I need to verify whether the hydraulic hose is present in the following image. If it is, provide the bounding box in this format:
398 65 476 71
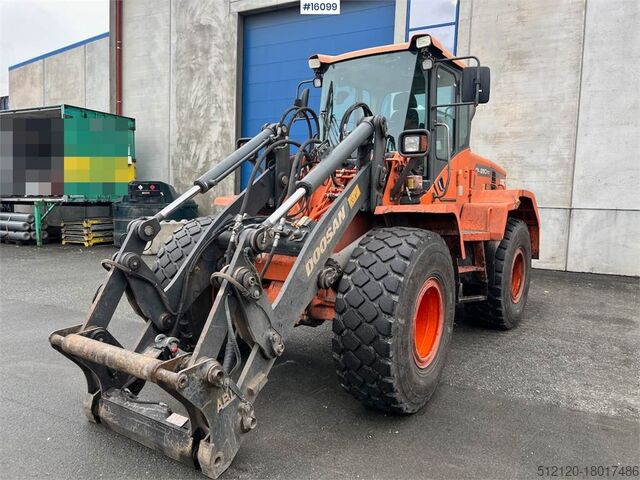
226 138 303 266
285 107 320 139
278 106 300 126
288 109 313 139
238 139 303 218
263 118 376 228
287 138 323 198
295 119 374 194
338 102 373 141
222 298 241 374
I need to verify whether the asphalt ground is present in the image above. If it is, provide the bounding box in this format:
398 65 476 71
0 243 638 479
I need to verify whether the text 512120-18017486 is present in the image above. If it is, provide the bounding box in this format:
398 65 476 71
537 465 639 477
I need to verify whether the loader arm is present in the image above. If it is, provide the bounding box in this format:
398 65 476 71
49 114 387 479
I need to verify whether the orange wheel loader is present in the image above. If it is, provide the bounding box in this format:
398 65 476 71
50 34 540 478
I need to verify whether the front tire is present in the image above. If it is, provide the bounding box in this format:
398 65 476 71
332 227 455 414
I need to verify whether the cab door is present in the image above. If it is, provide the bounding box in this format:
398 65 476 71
429 64 459 183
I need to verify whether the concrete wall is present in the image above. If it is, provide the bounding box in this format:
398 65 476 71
121 0 171 183
8 36 110 111
121 0 237 213
44 47 85 106
456 0 584 270
8 61 45 109
457 0 639 276
171 0 237 210
567 0 640 276
85 37 111 112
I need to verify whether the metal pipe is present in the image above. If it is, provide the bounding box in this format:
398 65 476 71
155 185 202 221
33 201 43 247
0 230 30 241
0 213 34 222
50 333 184 390
263 188 306 228
0 220 30 231
30 222 48 231
115 0 123 115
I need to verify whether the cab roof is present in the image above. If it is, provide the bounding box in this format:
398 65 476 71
309 34 466 69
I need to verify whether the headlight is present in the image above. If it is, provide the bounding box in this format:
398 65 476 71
399 129 431 157
403 135 421 153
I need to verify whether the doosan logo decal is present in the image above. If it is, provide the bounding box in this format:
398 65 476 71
305 205 347 277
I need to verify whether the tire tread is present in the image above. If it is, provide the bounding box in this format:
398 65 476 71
465 217 528 329
332 227 445 413
151 216 214 349
152 217 212 288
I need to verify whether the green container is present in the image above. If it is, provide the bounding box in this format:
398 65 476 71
0 104 136 201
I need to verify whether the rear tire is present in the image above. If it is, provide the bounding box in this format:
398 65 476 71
332 227 455 414
464 217 532 330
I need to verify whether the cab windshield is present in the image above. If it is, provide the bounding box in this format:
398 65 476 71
318 51 426 149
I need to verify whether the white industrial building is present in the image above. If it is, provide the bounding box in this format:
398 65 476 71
7 0 640 276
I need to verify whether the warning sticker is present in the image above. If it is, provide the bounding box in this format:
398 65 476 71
166 412 189 427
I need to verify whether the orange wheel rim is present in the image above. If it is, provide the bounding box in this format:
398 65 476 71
413 277 444 369
511 247 526 303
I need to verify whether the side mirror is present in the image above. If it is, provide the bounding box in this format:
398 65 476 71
462 66 490 104
399 129 431 157
294 88 310 108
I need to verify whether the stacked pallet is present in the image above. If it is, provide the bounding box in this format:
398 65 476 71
62 218 113 247
0 212 49 244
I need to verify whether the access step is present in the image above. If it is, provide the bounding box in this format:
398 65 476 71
458 294 487 303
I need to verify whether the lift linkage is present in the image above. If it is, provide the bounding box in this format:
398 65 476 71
49 115 387 478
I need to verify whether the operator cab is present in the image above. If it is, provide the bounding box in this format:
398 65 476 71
308 34 490 187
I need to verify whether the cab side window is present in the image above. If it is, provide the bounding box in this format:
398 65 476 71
435 68 456 159
408 63 427 130
458 103 470 148
413 93 426 128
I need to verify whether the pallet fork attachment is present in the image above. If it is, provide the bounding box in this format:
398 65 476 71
50 116 387 478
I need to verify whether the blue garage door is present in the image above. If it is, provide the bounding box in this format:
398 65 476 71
240 1 395 187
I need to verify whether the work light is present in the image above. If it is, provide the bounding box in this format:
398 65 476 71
416 35 432 49
308 58 321 69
